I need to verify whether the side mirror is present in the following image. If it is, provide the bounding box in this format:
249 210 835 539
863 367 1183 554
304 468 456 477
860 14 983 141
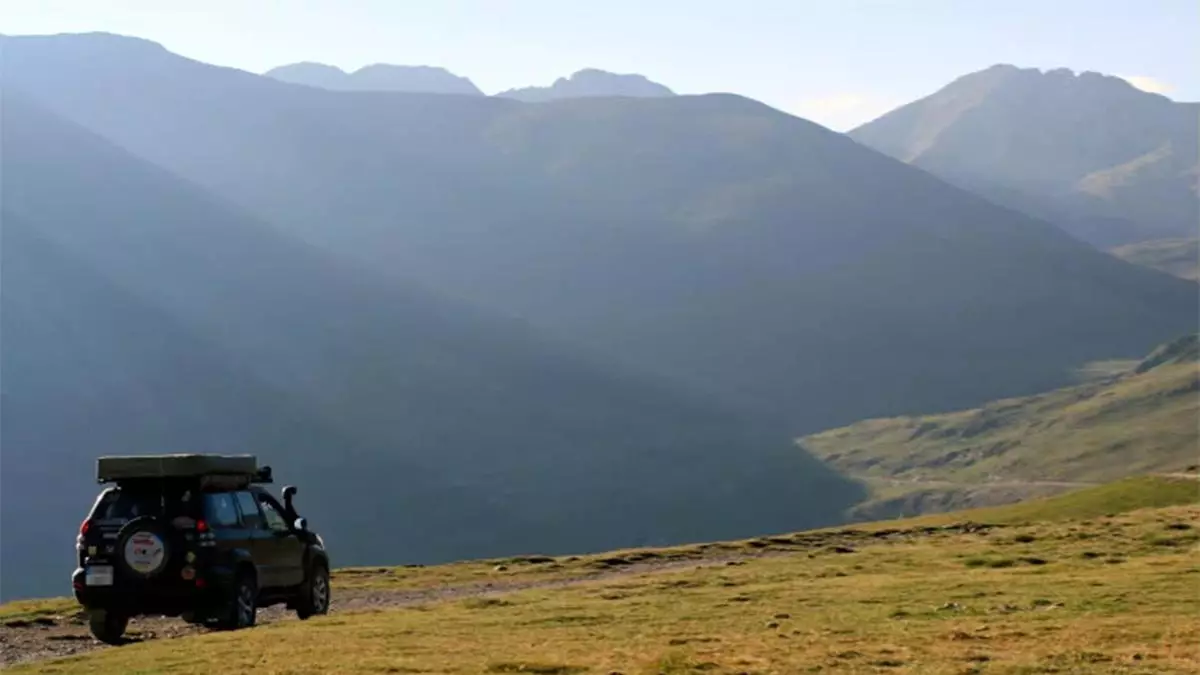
294 517 308 532
282 485 298 500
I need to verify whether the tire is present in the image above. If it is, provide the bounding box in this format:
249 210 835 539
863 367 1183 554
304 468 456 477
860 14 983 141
295 561 330 620
215 570 257 630
87 609 128 645
113 516 173 581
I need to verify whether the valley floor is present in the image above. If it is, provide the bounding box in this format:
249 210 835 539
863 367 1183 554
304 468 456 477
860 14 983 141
3 476 1198 674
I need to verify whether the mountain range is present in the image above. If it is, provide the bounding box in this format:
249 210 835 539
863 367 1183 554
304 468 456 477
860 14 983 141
495 68 675 101
850 65 1199 248
2 32 1196 599
7 33 1191 429
264 62 674 102
0 87 861 600
264 62 484 95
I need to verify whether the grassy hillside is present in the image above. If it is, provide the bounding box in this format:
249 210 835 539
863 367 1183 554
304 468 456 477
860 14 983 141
1112 237 1199 281
802 335 1199 519
5 477 1197 673
909 475 1199 526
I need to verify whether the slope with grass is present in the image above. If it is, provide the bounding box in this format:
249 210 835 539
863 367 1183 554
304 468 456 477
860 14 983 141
5 33 1196 436
1112 237 1200 281
4 477 1197 673
801 335 1199 520
850 65 1200 247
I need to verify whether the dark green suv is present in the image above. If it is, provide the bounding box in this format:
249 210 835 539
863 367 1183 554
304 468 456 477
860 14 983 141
72 454 330 644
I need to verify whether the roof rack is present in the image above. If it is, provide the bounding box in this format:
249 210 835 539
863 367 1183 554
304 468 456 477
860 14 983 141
97 454 271 484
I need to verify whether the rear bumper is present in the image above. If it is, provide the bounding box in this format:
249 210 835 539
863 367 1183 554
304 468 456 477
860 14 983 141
72 566 233 616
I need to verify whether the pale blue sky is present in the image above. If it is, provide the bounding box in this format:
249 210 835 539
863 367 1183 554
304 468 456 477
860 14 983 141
2 0 1195 129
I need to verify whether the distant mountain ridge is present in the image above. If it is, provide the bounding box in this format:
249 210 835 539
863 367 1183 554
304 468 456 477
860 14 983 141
265 61 483 95
850 64 1199 247
264 62 674 102
496 68 675 101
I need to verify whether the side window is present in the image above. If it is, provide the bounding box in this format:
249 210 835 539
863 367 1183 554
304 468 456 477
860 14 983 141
234 491 263 530
258 495 290 533
203 493 240 529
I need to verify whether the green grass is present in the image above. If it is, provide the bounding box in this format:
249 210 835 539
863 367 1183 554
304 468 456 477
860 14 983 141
336 476 1196 594
0 598 79 625
801 335 1199 519
907 476 1199 526
9 500 1200 674
1111 237 1199 281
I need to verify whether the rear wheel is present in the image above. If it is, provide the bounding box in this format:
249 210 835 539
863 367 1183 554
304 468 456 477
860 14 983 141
87 609 128 645
295 562 330 620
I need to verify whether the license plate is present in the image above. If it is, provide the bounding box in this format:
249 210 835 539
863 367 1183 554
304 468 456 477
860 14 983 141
86 565 114 587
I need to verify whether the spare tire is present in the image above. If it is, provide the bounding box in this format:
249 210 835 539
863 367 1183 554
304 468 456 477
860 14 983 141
114 516 174 580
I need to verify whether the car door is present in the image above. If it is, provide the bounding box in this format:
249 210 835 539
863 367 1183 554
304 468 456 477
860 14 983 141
255 492 305 588
233 490 276 588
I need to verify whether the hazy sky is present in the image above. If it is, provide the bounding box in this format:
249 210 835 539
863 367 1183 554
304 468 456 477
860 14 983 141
3 0 1195 130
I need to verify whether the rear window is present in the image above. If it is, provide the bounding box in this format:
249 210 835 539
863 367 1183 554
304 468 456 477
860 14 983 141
92 488 191 521
94 491 162 520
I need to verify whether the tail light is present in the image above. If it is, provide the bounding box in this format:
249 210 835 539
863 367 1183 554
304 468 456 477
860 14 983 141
195 519 209 533
79 519 93 536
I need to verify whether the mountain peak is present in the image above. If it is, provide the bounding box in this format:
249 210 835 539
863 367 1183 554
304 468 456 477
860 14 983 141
497 68 675 102
850 65 1197 247
268 61 347 76
0 31 168 57
264 61 482 95
949 63 1154 99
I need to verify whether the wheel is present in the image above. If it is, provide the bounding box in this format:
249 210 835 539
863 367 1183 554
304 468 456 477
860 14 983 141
87 609 128 645
295 562 330 620
215 571 257 630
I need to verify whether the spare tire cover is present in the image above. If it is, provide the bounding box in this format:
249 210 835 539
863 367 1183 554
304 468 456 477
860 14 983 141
116 517 172 578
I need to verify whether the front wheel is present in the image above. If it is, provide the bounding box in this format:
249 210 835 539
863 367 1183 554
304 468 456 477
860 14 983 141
215 572 257 630
295 562 330 620
87 609 128 645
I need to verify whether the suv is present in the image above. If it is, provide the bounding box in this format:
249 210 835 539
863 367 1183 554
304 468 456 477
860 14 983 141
72 454 330 644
